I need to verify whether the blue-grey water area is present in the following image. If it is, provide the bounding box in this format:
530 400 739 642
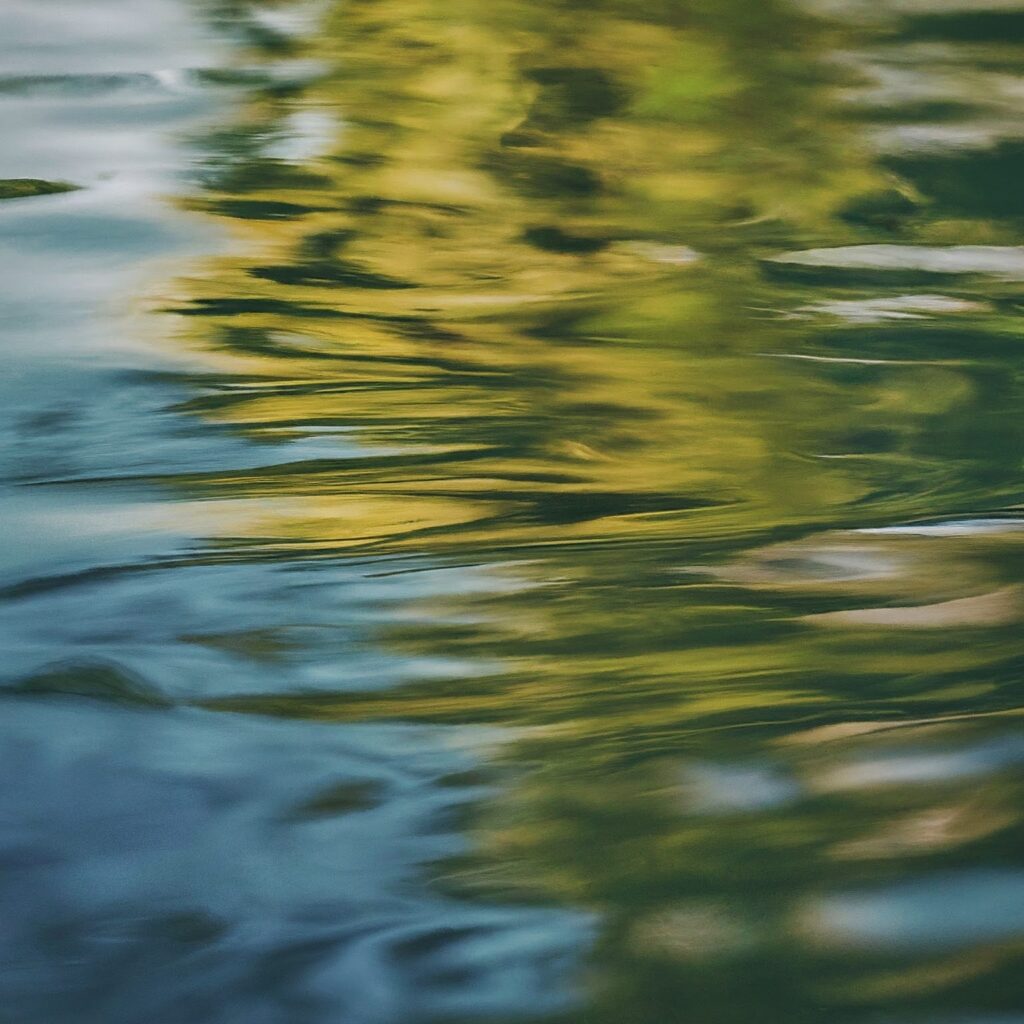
2 1 1024 1021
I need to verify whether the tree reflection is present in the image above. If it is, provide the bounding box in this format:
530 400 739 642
168 1 1024 1020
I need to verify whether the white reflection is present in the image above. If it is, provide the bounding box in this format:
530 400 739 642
800 871 1024 950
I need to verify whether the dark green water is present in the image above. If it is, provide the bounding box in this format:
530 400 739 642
2 0 1024 1021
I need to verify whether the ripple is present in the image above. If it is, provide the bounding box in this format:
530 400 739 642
815 735 1024 791
798 294 987 323
806 586 1022 629
771 245 1024 277
857 518 1024 537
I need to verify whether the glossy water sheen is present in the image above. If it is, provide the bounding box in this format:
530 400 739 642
2 1 1024 1021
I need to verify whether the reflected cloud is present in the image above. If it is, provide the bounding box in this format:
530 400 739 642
677 762 803 815
799 871 1024 950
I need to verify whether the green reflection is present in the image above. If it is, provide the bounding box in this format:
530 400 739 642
165 0 1024 1020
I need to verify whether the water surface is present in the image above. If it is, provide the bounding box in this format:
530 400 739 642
2 0 1024 1021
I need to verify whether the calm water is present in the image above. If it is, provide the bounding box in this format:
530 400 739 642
2 0 1024 1021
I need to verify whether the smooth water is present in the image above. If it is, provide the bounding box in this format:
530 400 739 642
2 0 1024 1021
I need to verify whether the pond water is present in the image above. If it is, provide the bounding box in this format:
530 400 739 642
2 1 1024 1021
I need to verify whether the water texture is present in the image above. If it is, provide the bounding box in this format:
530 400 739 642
2 0 1024 1021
